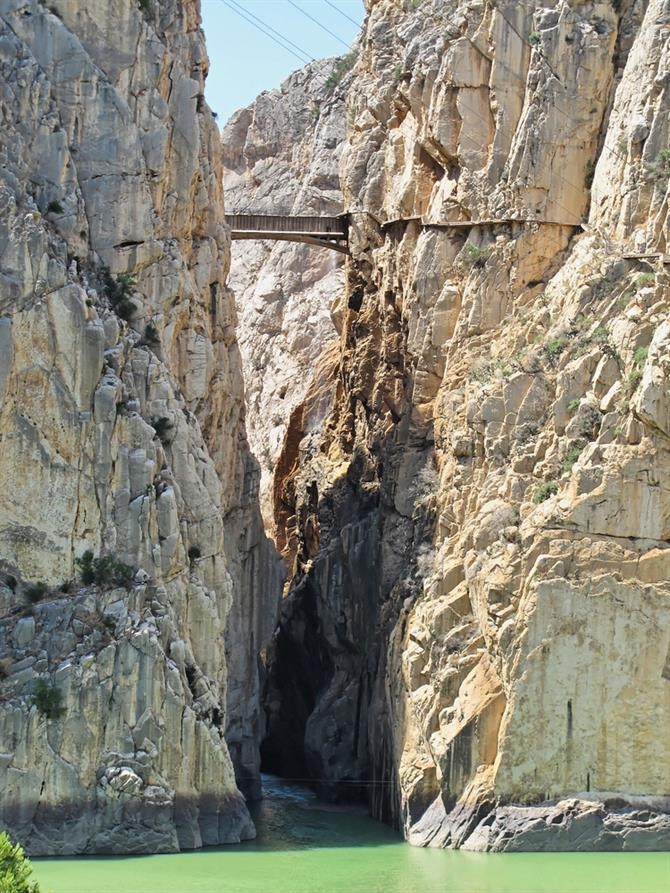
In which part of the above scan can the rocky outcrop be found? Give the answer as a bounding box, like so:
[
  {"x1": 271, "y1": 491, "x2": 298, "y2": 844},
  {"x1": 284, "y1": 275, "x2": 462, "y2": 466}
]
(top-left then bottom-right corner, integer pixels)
[
  {"x1": 0, "y1": 0, "x2": 269, "y2": 853},
  {"x1": 262, "y1": 0, "x2": 670, "y2": 850},
  {"x1": 223, "y1": 57, "x2": 350, "y2": 532}
]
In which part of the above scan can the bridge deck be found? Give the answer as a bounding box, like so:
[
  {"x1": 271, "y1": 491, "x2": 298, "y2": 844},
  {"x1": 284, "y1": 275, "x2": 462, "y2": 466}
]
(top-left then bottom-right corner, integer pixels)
[{"x1": 228, "y1": 213, "x2": 348, "y2": 236}]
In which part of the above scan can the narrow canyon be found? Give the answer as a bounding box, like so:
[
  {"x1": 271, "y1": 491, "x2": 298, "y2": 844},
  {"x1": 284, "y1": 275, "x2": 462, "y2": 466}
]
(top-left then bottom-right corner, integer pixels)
[{"x1": 0, "y1": 0, "x2": 668, "y2": 859}]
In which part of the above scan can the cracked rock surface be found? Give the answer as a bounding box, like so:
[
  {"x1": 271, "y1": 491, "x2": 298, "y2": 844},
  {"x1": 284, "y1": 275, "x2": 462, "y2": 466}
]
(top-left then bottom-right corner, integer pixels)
[
  {"x1": 261, "y1": 0, "x2": 670, "y2": 851},
  {"x1": 0, "y1": 0, "x2": 273, "y2": 854}
]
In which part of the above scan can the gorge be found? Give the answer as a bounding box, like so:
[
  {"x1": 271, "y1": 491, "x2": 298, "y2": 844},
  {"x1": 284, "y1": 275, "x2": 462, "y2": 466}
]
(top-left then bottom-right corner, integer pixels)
[{"x1": 0, "y1": 0, "x2": 669, "y2": 873}]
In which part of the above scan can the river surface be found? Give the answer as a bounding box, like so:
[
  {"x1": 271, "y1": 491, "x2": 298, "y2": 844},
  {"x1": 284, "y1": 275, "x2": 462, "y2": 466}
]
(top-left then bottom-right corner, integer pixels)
[{"x1": 34, "y1": 775, "x2": 669, "y2": 893}]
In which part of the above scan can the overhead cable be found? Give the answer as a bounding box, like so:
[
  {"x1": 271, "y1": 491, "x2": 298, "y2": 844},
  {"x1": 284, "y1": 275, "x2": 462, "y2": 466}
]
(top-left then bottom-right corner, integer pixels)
[{"x1": 286, "y1": 0, "x2": 351, "y2": 49}]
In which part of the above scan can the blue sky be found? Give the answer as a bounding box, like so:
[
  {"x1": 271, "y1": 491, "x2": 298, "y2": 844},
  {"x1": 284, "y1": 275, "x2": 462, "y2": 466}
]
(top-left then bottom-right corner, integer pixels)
[{"x1": 201, "y1": 0, "x2": 365, "y2": 124}]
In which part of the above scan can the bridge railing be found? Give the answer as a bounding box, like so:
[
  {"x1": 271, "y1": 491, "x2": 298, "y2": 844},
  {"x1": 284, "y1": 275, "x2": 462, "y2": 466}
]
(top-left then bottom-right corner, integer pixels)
[{"x1": 227, "y1": 214, "x2": 348, "y2": 237}]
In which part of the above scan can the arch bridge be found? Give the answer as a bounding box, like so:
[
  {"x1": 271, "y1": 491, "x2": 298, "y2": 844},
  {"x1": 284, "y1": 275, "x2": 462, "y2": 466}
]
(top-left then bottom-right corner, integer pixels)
[{"x1": 228, "y1": 213, "x2": 350, "y2": 254}]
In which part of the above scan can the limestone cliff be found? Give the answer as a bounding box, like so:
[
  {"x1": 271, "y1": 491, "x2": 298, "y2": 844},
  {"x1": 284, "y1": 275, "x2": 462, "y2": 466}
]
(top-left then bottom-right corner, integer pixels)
[
  {"x1": 0, "y1": 0, "x2": 270, "y2": 854},
  {"x1": 223, "y1": 57, "x2": 350, "y2": 533},
  {"x1": 262, "y1": 0, "x2": 670, "y2": 851},
  {"x1": 222, "y1": 59, "x2": 353, "y2": 797}
]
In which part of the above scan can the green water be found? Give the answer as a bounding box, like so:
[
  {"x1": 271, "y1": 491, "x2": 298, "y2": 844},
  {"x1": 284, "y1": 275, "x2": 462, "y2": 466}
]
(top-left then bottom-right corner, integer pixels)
[{"x1": 34, "y1": 777, "x2": 669, "y2": 893}]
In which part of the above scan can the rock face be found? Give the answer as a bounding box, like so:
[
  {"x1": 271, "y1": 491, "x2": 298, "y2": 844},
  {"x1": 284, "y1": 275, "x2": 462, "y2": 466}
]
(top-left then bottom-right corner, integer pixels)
[
  {"x1": 261, "y1": 0, "x2": 670, "y2": 850},
  {"x1": 0, "y1": 0, "x2": 271, "y2": 854},
  {"x1": 223, "y1": 58, "x2": 350, "y2": 533}
]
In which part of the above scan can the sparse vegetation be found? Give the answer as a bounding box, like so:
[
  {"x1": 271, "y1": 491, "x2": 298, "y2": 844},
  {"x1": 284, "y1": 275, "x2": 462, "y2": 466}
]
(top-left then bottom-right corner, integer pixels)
[
  {"x1": 311, "y1": 102, "x2": 321, "y2": 124},
  {"x1": 99, "y1": 266, "x2": 136, "y2": 321},
  {"x1": 584, "y1": 159, "x2": 596, "y2": 189},
  {"x1": 623, "y1": 368, "x2": 643, "y2": 398},
  {"x1": 470, "y1": 357, "x2": 518, "y2": 383},
  {"x1": 543, "y1": 336, "x2": 570, "y2": 361},
  {"x1": 562, "y1": 443, "x2": 585, "y2": 475},
  {"x1": 46, "y1": 200, "x2": 63, "y2": 214},
  {"x1": 0, "y1": 831, "x2": 42, "y2": 892},
  {"x1": 533, "y1": 480, "x2": 559, "y2": 504},
  {"x1": 24, "y1": 582, "x2": 48, "y2": 605},
  {"x1": 143, "y1": 322, "x2": 160, "y2": 346},
  {"x1": 31, "y1": 679, "x2": 65, "y2": 720},
  {"x1": 461, "y1": 243, "x2": 490, "y2": 269},
  {"x1": 325, "y1": 51, "x2": 357, "y2": 92},
  {"x1": 152, "y1": 416, "x2": 173, "y2": 442},
  {"x1": 138, "y1": 0, "x2": 152, "y2": 15},
  {"x1": 528, "y1": 31, "x2": 541, "y2": 45},
  {"x1": 5, "y1": 575, "x2": 17, "y2": 592},
  {"x1": 633, "y1": 345, "x2": 649, "y2": 368},
  {"x1": 636, "y1": 272, "x2": 655, "y2": 289},
  {"x1": 567, "y1": 398, "x2": 581, "y2": 414},
  {"x1": 652, "y1": 148, "x2": 670, "y2": 185},
  {"x1": 76, "y1": 550, "x2": 134, "y2": 587},
  {"x1": 621, "y1": 346, "x2": 649, "y2": 399}
]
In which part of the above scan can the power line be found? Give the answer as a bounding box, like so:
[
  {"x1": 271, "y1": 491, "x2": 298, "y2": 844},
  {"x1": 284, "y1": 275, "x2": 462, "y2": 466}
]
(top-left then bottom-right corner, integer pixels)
[
  {"x1": 323, "y1": 0, "x2": 360, "y2": 28},
  {"x1": 228, "y1": 0, "x2": 315, "y2": 63},
  {"x1": 220, "y1": 0, "x2": 313, "y2": 65},
  {"x1": 286, "y1": 0, "x2": 351, "y2": 49}
]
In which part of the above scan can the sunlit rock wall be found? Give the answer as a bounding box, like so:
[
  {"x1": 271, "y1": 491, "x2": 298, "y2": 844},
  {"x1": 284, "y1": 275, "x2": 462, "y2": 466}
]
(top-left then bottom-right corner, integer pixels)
[
  {"x1": 0, "y1": 0, "x2": 262, "y2": 854},
  {"x1": 263, "y1": 0, "x2": 670, "y2": 851},
  {"x1": 223, "y1": 57, "x2": 350, "y2": 534}
]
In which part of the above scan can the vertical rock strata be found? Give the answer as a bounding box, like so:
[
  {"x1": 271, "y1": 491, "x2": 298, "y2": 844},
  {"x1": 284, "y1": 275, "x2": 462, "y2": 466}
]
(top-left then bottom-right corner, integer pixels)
[
  {"x1": 0, "y1": 0, "x2": 269, "y2": 854},
  {"x1": 223, "y1": 58, "x2": 350, "y2": 533},
  {"x1": 263, "y1": 0, "x2": 670, "y2": 850},
  {"x1": 222, "y1": 58, "x2": 354, "y2": 798}
]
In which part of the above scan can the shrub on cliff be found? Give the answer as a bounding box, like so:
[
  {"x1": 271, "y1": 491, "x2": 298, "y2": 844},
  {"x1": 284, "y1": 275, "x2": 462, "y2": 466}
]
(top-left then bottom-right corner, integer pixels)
[
  {"x1": 99, "y1": 266, "x2": 136, "y2": 321},
  {"x1": 76, "y1": 550, "x2": 134, "y2": 587},
  {"x1": 23, "y1": 582, "x2": 48, "y2": 605},
  {"x1": 31, "y1": 679, "x2": 65, "y2": 720},
  {"x1": 325, "y1": 51, "x2": 357, "y2": 92},
  {"x1": 0, "y1": 833, "x2": 41, "y2": 892}
]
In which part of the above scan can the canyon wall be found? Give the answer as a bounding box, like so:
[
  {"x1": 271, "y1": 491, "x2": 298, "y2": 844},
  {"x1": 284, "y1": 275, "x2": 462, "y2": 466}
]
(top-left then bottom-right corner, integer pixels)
[
  {"x1": 262, "y1": 0, "x2": 670, "y2": 850},
  {"x1": 223, "y1": 57, "x2": 350, "y2": 533},
  {"x1": 222, "y1": 59, "x2": 354, "y2": 795},
  {"x1": 0, "y1": 0, "x2": 272, "y2": 854}
]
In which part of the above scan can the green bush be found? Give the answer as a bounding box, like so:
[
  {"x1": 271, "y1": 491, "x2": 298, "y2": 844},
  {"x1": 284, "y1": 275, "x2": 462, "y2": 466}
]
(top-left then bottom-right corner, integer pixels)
[
  {"x1": 461, "y1": 243, "x2": 490, "y2": 269},
  {"x1": 76, "y1": 551, "x2": 134, "y2": 587},
  {"x1": 99, "y1": 266, "x2": 136, "y2": 321},
  {"x1": 325, "y1": 51, "x2": 357, "y2": 92},
  {"x1": 543, "y1": 336, "x2": 570, "y2": 360},
  {"x1": 623, "y1": 368, "x2": 643, "y2": 397},
  {"x1": 46, "y1": 200, "x2": 63, "y2": 214},
  {"x1": 528, "y1": 31, "x2": 541, "y2": 45},
  {"x1": 562, "y1": 443, "x2": 585, "y2": 475},
  {"x1": 533, "y1": 480, "x2": 559, "y2": 504},
  {"x1": 24, "y1": 582, "x2": 48, "y2": 605},
  {"x1": 633, "y1": 345, "x2": 649, "y2": 368},
  {"x1": 31, "y1": 679, "x2": 65, "y2": 720},
  {"x1": 567, "y1": 398, "x2": 581, "y2": 414},
  {"x1": 636, "y1": 272, "x2": 655, "y2": 288},
  {"x1": 0, "y1": 832, "x2": 41, "y2": 892}
]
